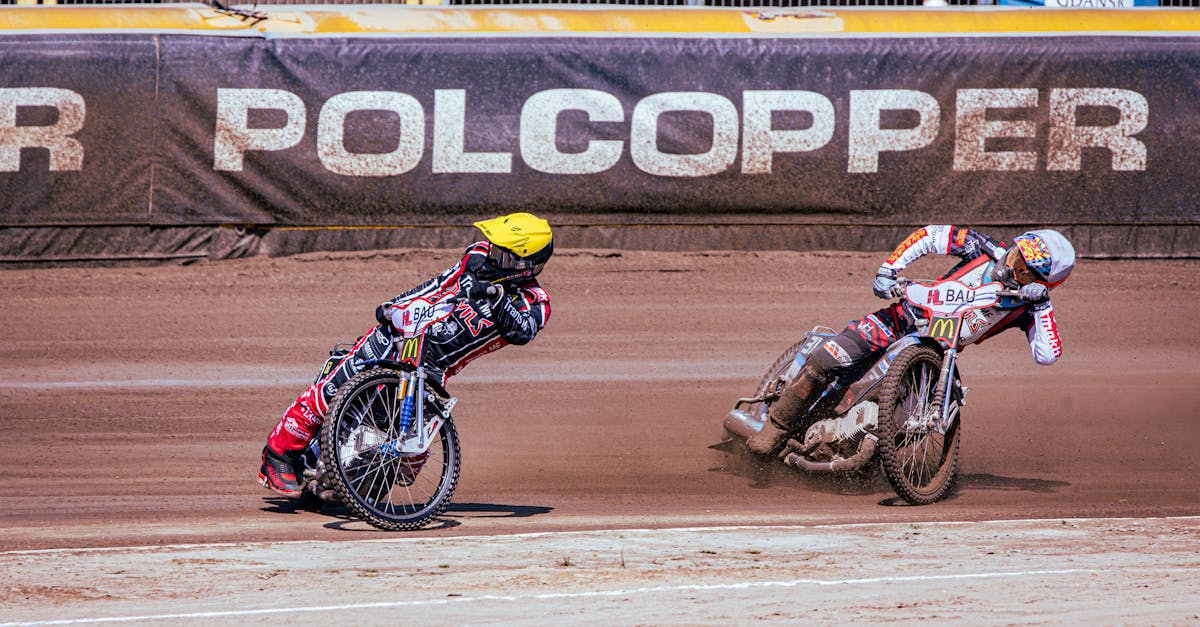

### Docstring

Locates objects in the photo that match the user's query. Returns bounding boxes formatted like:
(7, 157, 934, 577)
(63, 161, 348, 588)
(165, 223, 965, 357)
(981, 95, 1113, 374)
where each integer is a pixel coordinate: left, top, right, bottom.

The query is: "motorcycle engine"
(799, 401, 879, 461)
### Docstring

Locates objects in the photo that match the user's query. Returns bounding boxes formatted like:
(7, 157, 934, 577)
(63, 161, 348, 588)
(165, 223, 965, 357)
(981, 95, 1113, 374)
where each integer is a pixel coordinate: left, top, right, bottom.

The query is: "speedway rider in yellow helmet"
(259, 212, 554, 498)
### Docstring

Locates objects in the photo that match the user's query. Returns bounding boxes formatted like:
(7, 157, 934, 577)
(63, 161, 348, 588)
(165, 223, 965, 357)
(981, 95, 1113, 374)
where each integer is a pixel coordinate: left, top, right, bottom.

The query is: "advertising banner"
(0, 35, 157, 225)
(2, 33, 1198, 235)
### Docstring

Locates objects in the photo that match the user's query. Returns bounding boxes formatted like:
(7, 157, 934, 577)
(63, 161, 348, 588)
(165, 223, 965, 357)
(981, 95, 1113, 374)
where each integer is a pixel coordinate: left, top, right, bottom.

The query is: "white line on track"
(0, 569, 1092, 626)
(5, 517, 1197, 625)
(5, 516, 1197, 556)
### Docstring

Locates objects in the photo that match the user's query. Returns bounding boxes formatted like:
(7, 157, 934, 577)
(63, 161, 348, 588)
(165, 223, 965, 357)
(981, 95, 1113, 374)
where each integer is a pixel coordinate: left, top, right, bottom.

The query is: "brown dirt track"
(2, 248, 1198, 624)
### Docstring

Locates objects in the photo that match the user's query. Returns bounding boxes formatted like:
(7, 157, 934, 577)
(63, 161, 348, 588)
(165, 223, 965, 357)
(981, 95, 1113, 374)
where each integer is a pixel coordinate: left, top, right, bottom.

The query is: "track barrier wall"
(1, 6, 1198, 261)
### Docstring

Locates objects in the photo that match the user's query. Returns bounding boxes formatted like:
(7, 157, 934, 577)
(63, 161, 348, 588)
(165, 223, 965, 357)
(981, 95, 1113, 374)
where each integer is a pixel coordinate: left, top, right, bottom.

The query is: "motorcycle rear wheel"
(876, 345, 960, 505)
(746, 339, 808, 418)
(320, 368, 461, 530)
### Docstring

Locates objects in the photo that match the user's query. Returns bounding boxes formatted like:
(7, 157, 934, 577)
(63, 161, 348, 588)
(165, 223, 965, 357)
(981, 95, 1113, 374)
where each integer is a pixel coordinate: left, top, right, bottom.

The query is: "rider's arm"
(880, 225, 1007, 273)
(376, 243, 491, 326)
(376, 274, 441, 330)
(1024, 302, 1063, 365)
(491, 284, 551, 346)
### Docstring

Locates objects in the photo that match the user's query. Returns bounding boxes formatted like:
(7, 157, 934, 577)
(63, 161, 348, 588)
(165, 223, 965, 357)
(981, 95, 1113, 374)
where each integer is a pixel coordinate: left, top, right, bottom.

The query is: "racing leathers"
(746, 225, 1063, 455)
(851, 224, 1063, 370)
(264, 241, 551, 460)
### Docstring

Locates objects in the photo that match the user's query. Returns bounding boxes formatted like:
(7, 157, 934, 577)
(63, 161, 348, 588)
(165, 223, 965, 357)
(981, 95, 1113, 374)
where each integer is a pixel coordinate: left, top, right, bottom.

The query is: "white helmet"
(1012, 229, 1076, 287)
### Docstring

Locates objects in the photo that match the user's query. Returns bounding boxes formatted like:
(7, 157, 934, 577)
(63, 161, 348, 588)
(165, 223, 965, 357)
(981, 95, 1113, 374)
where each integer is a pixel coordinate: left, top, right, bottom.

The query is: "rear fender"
(791, 327, 838, 373)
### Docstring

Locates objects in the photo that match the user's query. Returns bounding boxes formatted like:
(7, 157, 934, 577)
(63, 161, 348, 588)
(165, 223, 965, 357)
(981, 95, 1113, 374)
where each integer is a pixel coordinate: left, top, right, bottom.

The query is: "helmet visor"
(487, 245, 545, 277)
(1006, 248, 1039, 286)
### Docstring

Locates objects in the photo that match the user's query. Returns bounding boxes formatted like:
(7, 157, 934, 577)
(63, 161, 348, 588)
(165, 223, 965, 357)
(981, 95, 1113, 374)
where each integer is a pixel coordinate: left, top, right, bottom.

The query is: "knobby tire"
(876, 345, 960, 505)
(752, 339, 809, 413)
(320, 368, 461, 530)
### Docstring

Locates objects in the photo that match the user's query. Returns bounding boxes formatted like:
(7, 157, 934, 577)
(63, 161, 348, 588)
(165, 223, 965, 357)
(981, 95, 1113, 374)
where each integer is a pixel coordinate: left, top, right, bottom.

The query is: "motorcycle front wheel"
(320, 369, 461, 530)
(876, 345, 960, 505)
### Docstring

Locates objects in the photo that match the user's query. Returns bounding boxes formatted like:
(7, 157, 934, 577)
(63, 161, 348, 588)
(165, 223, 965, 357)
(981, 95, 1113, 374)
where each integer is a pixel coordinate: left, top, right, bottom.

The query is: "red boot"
(259, 385, 324, 498)
(258, 447, 302, 498)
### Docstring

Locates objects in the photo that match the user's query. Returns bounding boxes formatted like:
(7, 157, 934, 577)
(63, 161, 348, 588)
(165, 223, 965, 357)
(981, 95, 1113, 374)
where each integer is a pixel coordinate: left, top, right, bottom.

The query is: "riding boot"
(258, 446, 302, 498)
(746, 366, 826, 455)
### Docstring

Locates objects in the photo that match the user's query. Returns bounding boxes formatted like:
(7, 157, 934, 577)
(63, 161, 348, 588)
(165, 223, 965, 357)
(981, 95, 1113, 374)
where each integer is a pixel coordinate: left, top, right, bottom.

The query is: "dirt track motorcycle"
(293, 288, 495, 530)
(720, 276, 1020, 504)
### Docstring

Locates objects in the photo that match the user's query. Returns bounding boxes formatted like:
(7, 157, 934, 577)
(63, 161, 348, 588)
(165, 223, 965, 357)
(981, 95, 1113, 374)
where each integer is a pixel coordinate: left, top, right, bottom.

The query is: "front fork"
(395, 367, 423, 442)
(932, 347, 958, 430)
(379, 367, 425, 458)
(381, 365, 450, 457)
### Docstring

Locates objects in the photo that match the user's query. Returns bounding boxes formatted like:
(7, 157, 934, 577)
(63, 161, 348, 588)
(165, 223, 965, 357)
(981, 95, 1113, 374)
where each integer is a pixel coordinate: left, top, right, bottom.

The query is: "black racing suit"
(266, 241, 551, 456)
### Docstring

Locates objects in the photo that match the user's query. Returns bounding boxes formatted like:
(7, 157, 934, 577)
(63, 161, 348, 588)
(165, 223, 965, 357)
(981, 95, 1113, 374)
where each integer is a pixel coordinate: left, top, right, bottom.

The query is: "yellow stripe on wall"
(1, 6, 1198, 35)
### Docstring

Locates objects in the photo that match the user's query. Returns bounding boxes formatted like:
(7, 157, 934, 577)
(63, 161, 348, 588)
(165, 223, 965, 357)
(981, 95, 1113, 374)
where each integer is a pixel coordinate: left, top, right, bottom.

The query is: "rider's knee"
(807, 337, 855, 377)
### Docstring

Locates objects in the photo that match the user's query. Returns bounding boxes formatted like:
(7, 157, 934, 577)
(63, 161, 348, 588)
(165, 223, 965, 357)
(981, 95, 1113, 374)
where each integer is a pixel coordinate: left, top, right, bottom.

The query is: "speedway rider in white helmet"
(746, 226, 1076, 456)
(259, 213, 554, 497)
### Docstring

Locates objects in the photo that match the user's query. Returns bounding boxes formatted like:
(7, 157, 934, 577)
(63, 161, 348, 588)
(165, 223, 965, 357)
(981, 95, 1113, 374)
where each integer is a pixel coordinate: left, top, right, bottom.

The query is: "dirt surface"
(2, 249, 1199, 624)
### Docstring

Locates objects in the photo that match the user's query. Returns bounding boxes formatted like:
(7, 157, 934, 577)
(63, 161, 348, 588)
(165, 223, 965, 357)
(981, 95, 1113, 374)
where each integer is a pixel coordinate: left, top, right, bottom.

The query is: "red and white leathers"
(809, 225, 1063, 381)
(265, 241, 551, 457)
(745, 223, 1070, 455)
(879, 224, 1062, 365)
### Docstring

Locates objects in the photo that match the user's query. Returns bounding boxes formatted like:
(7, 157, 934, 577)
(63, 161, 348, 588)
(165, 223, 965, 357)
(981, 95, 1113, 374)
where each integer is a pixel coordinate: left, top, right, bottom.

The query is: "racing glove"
(473, 281, 508, 316)
(459, 272, 499, 301)
(873, 267, 899, 299)
(1019, 283, 1049, 305)
(471, 282, 499, 301)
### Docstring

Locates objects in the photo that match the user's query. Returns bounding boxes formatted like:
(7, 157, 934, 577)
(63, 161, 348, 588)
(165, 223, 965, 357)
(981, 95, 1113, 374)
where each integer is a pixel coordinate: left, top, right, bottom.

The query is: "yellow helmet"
(473, 212, 554, 280)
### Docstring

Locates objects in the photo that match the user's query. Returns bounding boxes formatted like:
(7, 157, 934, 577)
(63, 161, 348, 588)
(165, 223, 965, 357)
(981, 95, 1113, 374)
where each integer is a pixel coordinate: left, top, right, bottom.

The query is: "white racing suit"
(805, 225, 1063, 384)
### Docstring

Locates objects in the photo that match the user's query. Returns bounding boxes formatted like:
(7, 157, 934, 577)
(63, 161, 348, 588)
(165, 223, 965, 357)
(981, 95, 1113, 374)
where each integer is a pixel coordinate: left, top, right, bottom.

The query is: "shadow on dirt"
(956, 473, 1070, 493)
(261, 497, 552, 531)
(875, 473, 1069, 506)
(711, 442, 1070, 503)
(444, 502, 555, 519)
(708, 443, 890, 497)
(259, 496, 395, 531)
(311, 503, 553, 532)
(260, 496, 334, 515)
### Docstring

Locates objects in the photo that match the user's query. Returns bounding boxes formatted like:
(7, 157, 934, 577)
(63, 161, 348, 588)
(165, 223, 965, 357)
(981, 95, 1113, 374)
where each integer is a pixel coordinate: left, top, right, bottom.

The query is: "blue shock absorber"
(382, 375, 415, 459)
(398, 375, 415, 436)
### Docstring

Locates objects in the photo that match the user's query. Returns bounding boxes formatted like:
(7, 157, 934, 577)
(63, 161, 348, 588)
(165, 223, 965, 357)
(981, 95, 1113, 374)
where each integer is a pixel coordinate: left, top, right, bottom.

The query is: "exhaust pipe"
(783, 434, 878, 473)
(722, 408, 764, 441)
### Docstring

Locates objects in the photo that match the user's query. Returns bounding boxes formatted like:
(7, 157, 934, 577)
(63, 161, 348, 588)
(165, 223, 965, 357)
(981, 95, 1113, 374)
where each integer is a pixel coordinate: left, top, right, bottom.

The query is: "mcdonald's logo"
(400, 336, 423, 365)
(929, 316, 958, 340)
